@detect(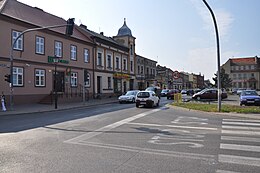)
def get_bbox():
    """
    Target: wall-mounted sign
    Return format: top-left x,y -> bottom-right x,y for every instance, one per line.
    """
48,56 -> 69,64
